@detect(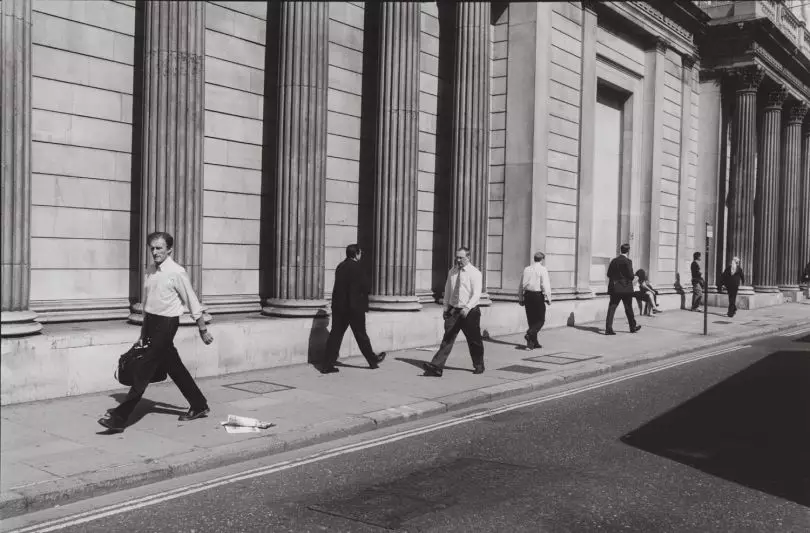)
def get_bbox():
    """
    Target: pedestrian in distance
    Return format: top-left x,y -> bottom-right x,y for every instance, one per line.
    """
98,231 -> 213,433
605,243 -> 642,335
690,251 -> 705,311
518,251 -> 552,350
322,244 -> 386,374
718,256 -> 744,318
423,246 -> 485,377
